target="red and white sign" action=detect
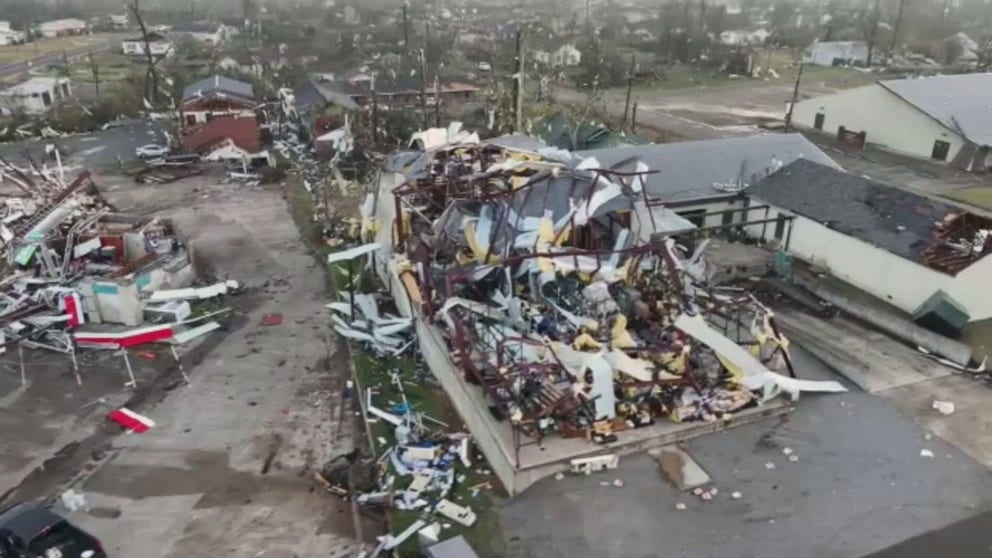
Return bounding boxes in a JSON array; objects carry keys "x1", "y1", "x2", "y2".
[
  {"x1": 63, "y1": 293, "x2": 85, "y2": 328},
  {"x1": 73, "y1": 324, "x2": 173, "y2": 349},
  {"x1": 107, "y1": 407, "x2": 155, "y2": 433}
]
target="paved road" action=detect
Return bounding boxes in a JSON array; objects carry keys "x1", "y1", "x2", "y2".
[
  {"x1": 0, "y1": 119, "x2": 167, "y2": 171},
  {"x1": 0, "y1": 42, "x2": 115, "y2": 80},
  {"x1": 501, "y1": 347, "x2": 992, "y2": 558}
]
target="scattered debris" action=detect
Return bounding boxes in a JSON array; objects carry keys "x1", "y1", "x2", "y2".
[
  {"x1": 675, "y1": 502, "x2": 687, "y2": 510},
  {"x1": 260, "y1": 313, "x2": 283, "y2": 326},
  {"x1": 932, "y1": 400, "x2": 956, "y2": 415},
  {"x1": 108, "y1": 407, "x2": 155, "y2": 433},
  {"x1": 764, "y1": 461, "x2": 776, "y2": 470},
  {"x1": 920, "y1": 449, "x2": 935, "y2": 458}
]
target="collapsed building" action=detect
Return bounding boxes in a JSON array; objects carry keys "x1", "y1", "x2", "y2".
[
  {"x1": 0, "y1": 157, "x2": 231, "y2": 385},
  {"x1": 360, "y1": 126, "x2": 844, "y2": 493}
]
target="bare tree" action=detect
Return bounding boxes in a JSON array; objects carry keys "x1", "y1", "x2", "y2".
[
  {"x1": 127, "y1": 0, "x2": 159, "y2": 105},
  {"x1": 87, "y1": 53, "x2": 100, "y2": 101},
  {"x1": 861, "y1": 0, "x2": 882, "y2": 66}
]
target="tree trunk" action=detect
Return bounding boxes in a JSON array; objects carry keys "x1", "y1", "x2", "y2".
[{"x1": 129, "y1": 0, "x2": 158, "y2": 105}]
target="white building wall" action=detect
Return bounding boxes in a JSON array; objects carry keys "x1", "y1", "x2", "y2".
[
  {"x1": 122, "y1": 40, "x2": 172, "y2": 56},
  {"x1": 792, "y1": 84, "x2": 966, "y2": 162},
  {"x1": 746, "y1": 202, "x2": 992, "y2": 322}
]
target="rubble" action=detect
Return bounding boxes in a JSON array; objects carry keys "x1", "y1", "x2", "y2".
[
  {"x1": 0, "y1": 155, "x2": 233, "y2": 386},
  {"x1": 362, "y1": 124, "x2": 845, "y2": 454}
]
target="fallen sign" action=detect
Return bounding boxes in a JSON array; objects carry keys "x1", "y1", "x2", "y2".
[
  {"x1": 435, "y1": 499, "x2": 477, "y2": 527},
  {"x1": 570, "y1": 454, "x2": 619, "y2": 475},
  {"x1": 108, "y1": 407, "x2": 155, "y2": 433},
  {"x1": 147, "y1": 280, "x2": 240, "y2": 302}
]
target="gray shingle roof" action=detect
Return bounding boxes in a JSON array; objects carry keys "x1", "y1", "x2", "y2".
[
  {"x1": 578, "y1": 133, "x2": 840, "y2": 204},
  {"x1": 880, "y1": 72, "x2": 992, "y2": 146},
  {"x1": 748, "y1": 159, "x2": 963, "y2": 265},
  {"x1": 181, "y1": 75, "x2": 254, "y2": 103}
]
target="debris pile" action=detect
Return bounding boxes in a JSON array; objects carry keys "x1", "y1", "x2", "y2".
[
  {"x1": 0, "y1": 158, "x2": 234, "y2": 384},
  {"x1": 363, "y1": 125, "x2": 845, "y2": 447}
]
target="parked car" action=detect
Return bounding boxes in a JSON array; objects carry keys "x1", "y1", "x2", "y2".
[
  {"x1": 0, "y1": 503, "x2": 106, "y2": 558},
  {"x1": 134, "y1": 144, "x2": 170, "y2": 159}
]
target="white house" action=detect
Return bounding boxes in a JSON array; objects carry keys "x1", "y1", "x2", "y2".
[
  {"x1": 109, "y1": 14, "x2": 129, "y2": 30},
  {"x1": 802, "y1": 41, "x2": 868, "y2": 66},
  {"x1": 745, "y1": 159, "x2": 992, "y2": 324},
  {"x1": 791, "y1": 73, "x2": 992, "y2": 171},
  {"x1": 121, "y1": 32, "x2": 173, "y2": 59},
  {"x1": 0, "y1": 21, "x2": 26, "y2": 45},
  {"x1": 38, "y1": 18, "x2": 89, "y2": 38},
  {"x1": 552, "y1": 44, "x2": 581, "y2": 67},
  {"x1": 0, "y1": 77, "x2": 72, "y2": 114},
  {"x1": 171, "y1": 22, "x2": 224, "y2": 45}
]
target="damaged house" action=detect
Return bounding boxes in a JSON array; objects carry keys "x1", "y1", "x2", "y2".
[
  {"x1": 179, "y1": 75, "x2": 270, "y2": 165},
  {"x1": 744, "y1": 159, "x2": 992, "y2": 336},
  {"x1": 360, "y1": 127, "x2": 844, "y2": 493}
]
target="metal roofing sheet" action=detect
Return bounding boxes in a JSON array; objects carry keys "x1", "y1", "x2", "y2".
[
  {"x1": 879, "y1": 72, "x2": 992, "y2": 146},
  {"x1": 578, "y1": 133, "x2": 840, "y2": 204}
]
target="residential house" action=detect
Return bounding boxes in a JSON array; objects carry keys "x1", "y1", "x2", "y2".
[
  {"x1": 306, "y1": 75, "x2": 479, "y2": 109},
  {"x1": 0, "y1": 77, "x2": 72, "y2": 114},
  {"x1": 744, "y1": 159, "x2": 992, "y2": 326},
  {"x1": 552, "y1": 44, "x2": 581, "y2": 67},
  {"x1": 0, "y1": 21, "x2": 26, "y2": 45},
  {"x1": 171, "y1": 22, "x2": 224, "y2": 45},
  {"x1": 179, "y1": 75, "x2": 257, "y2": 128},
  {"x1": 801, "y1": 40, "x2": 868, "y2": 66},
  {"x1": 121, "y1": 32, "x2": 173, "y2": 59},
  {"x1": 790, "y1": 72, "x2": 992, "y2": 170},
  {"x1": 179, "y1": 75, "x2": 267, "y2": 164},
  {"x1": 109, "y1": 14, "x2": 129, "y2": 29},
  {"x1": 577, "y1": 133, "x2": 840, "y2": 234},
  {"x1": 38, "y1": 18, "x2": 89, "y2": 38}
]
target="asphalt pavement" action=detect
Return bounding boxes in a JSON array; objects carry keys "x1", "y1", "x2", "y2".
[{"x1": 0, "y1": 119, "x2": 167, "y2": 170}]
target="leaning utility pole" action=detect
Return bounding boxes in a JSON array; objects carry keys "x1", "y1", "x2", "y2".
[
  {"x1": 513, "y1": 29, "x2": 525, "y2": 133},
  {"x1": 631, "y1": 100, "x2": 638, "y2": 134},
  {"x1": 621, "y1": 53, "x2": 635, "y2": 128},
  {"x1": 419, "y1": 49, "x2": 429, "y2": 128},
  {"x1": 784, "y1": 62, "x2": 804, "y2": 131}
]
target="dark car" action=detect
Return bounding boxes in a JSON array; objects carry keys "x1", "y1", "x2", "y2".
[{"x1": 0, "y1": 504, "x2": 105, "y2": 558}]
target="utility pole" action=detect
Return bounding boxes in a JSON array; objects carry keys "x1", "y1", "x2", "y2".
[
  {"x1": 621, "y1": 53, "x2": 635, "y2": 128},
  {"x1": 513, "y1": 29, "x2": 525, "y2": 133},
  {"x1": 371, "y1": 72, "x2": 379, "y2": 143},
  {"x1": 889, "y1": 0, "x2": 905, "y2": 53},
  {"x1": 631, "y1": 100, "x2": 638, "y2": 134},
  {"x1": 402, "y1": 1, "x2": 410, "y2": 62},
  {"x1": 784, "y1": 62, "x2": 803, "y2": 132},
  {"x1": 419, "y1": 48, "x2": 428, "y2": 128},
  {"x1": 433, "y1": 74, "x2": 441, "y2": 127},
  {"x1": 424, "y1": 20, "x2": 431, "y2": 66},
  {"x1": 88, "y1": 53, "x2": 100, "y2": 101},
  {"x1": 866, "y1": 0, "x2": 881, "y2": 66}
]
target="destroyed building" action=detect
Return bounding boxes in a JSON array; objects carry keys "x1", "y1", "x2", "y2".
[
  {"x1": 0, "y1": 159, "x2": 229, "y2": 385},
  {"x1": 359, "y1": 126, "x2": 844, "y2": 493}
]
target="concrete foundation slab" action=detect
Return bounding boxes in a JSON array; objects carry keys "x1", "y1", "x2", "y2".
[{"x1": 775, "y1": 309, "x2": 951, "y2": 393}]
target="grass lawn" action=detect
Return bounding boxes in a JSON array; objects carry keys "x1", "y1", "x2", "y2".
[
  {"x1": 945, "y1": 187, "x2": 992, "y2": 212},
  {"x1": 629, "y1": 48, "x2": 876, "y2": 92},
  {"x1": 283, "y1": 175, "x2": 508, "y2": 557},
  {"x1": 0, "y1": 33, "x2": 127, "y2": 63}
]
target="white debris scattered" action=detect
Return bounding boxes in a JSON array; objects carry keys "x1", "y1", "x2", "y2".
[
  {"x1": 675, "y1": 502, "x2": 687, "y2": 510},
  {"x1": 787, "y1": 454, "x2": 799, "y2": 463},
  {"x1": 764, "y1": 461, "x2": 776, "y2": 470},
  {"x1": 932, "y1": 400, "x2": 956, "y2": 415},
  {"x1": 920, "y1": 449, "x2": 935, "y2": 458},
  {"x1": 731, "y1": 491, "x2": 742, "y2": 499},
  {"x1": 60, "y1": 488, "x2": 88, "y2": 511},
  {"x1": 613, "y1": 479, "x2": 624, "y2": 487},
  {"x1": 782, "y1": 447, "x2": 793, "y2": 456}
]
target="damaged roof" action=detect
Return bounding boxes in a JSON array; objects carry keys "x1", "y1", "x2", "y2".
[
  {"x1": 579, "y1": 133, "x2": 839, "y2": 204},
  {"x1": 879, "y1": 72, "x2": 992, "y2": 147},
  {"x1": 181, "y1": 75, "x2": 255, "y2": 103},
  {"x1": 748, "y1": 159, "x2": 974, "y2": 268}
]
